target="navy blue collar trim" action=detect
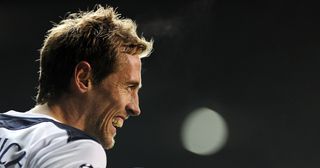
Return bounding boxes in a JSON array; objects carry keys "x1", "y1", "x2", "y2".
[{"x1": 0, "y1": 114, "x2": 100, "y2": 143}]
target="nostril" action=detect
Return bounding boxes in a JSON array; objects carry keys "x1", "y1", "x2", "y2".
[
  {"x1": 126, "y1": 108, "x2": 134, "y2": 116},
  {"x1": 126, "y1": 105, "x2": 140, "y2": 116}
]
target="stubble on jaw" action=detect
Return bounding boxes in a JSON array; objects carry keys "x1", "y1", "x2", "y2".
[{"x1": 84, "y1": 101, "x2": 121, "y2": 149}]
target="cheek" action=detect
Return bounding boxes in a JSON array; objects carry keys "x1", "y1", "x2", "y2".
[
  {"x1": 116, "y1": 89, "x2": 132, "y2": 105},
  {"x1": 93, "y1": 88, "x2": 128, "y2": 122},
  {"x1": 93, "y1": 105, "x2": 118, "y2": 146},
  {"x1": 101, "y1": 96, "x2": 128, "y2": 132}
]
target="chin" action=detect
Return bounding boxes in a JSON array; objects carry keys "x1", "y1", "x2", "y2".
[{"x1": 104, "y1": 137, "x2": 115, "y2": 150}]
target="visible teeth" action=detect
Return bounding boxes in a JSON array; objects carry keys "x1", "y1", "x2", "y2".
[{"x1": 112, "y1": 118, "x2": 123, "y2": 128}]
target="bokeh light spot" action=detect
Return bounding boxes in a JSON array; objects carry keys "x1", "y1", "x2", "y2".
[{"x1": 181, "y1": 107, "x2": 228, "y2": 155}]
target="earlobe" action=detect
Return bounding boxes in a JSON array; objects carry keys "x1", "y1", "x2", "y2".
[{"x1": 73, "y1": 61, "x2": 92, "y2": 93}]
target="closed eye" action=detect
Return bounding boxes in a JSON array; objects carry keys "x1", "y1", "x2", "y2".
[
  {"x1": 128, "y1": 85, "x2": 136, "y2": 90},
  {"x1": 127, "y1": 81, "x2": 142, "y2": 91}
]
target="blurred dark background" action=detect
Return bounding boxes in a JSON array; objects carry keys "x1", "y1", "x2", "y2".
[{"x1": 1, "y1": 0, "x2": 320, "y2": 167}]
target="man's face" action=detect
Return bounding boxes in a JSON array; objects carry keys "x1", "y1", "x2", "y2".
[{"x1": 85, "y1": 53, "x2": 142, "y2": 149}]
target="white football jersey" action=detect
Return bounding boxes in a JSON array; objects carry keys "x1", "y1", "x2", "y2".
[{"x1": 0, "y1": 105, "x2": 107, "y2": 168}]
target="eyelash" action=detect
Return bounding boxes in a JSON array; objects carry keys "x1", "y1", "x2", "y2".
[{"x1": 128, "y1": 85, "x2": 136, "y2": 90}]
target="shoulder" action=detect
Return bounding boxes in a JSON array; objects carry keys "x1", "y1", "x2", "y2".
[
  {"x1": 30, "y1": 139, "x2": 107, "y2": 168},
  {"x1": 0, "y1": 112, "x2": 107, "y2": 167},
  {"x1": 0, "y1": 111, "x2": 98, "y2": 142}
]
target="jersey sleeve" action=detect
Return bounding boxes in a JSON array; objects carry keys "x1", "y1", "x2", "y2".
[{"x1": 28, "y1": 139, "x2": 107, "y2": 168}]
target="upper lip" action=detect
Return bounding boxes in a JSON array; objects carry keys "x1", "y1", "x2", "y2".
[{"x1": 116, "y1": 115, "x2": 128, "y2": 120}]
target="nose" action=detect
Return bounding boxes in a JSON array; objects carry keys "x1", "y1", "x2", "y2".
[
  {"x1": 126, "y1": 103, "x2": 141, "y2": 116},
  {"x1": 126, "y1": 95, "x2": 141, "y2": 116}
]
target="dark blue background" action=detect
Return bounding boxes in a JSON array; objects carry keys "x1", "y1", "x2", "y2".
[{"x1": 1, "y1": 0, "x2": 320, "y2": 167}]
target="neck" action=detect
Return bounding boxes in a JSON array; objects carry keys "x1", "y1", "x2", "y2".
[{"x1": 36, "y1": 95, "x2": 88, "y2": 131}]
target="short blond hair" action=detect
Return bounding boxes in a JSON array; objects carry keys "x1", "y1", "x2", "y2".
[{"x1": 36, "y1": 5, "x2": 153, "y2": 104}]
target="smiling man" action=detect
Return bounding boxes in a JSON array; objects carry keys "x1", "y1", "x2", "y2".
[{"x1": 0, "y1": 5, "x2": 152, "y2": 167}]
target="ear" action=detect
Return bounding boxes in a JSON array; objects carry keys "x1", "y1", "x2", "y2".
[{"x1": 73, "y1": 61, "x2": 93, "y2": 93}]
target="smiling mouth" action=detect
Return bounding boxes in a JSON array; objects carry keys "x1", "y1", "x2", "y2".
[{"x1": 112, "y1": 117, "x2": 124, "y2": 128}]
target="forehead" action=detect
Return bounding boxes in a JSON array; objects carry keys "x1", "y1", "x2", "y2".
[
  {"x1": 114, "y1": 53, "x2": 142, "y2": 79},
  {"x1": 117, "y1": 53, "x2": 141, "y2": 69},
  {"x1": 99, "y1": 53, "x2": 142, "y2": 89}
]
